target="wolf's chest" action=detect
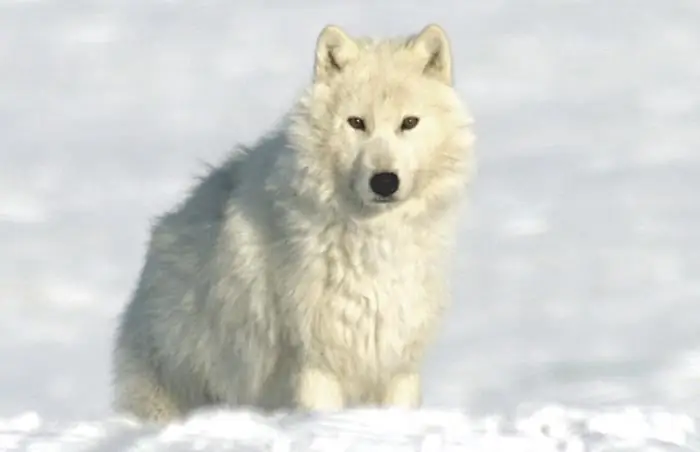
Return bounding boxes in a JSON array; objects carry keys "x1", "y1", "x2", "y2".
[{"x1": 294, "y1": 228, "x2": 427, "y2": 379}]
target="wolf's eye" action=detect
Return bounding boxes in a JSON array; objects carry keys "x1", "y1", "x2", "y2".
[
  {"x1": 400, "y1": 116, "x2": 420, "y2": 131},
  {"x1": 347, "y1": 116, "x2": 366, "y2": 131}
]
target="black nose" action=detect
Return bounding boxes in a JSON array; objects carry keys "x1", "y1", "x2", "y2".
[{"x1": 369, "y1": 172, "x2": 400, "y2": 197}]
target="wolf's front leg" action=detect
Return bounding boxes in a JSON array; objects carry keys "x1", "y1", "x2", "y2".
[
  {"x1": 295, "y1": 367, "x2": 344, "y2": 411},
  {"x1": 382, "y1": 372, "x2": 422, "y2": 408}
]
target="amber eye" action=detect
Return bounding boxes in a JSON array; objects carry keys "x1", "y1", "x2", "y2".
[
  {"x1": 400, "y1": 116, "x2": 420, "y2": 131},
  {"x1": 347, "y1": 116, "x2": 366, "y2": 131}
]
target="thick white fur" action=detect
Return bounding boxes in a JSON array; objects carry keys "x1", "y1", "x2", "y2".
[{"x1": 112, "y1": 24, "x2": 476, "y2": 422}]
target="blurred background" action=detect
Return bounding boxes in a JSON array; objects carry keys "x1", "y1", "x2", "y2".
[{"x1": 1, "y1": 0, "x2": 699, "y2": 422}]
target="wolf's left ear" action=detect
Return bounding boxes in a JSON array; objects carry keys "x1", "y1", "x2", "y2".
[
  {"x1": 409, "y1": 24, "x2": 453, "y2": 85},
  {"x1": 314, "y1": 25, "x2": 359, "y2": 82}
]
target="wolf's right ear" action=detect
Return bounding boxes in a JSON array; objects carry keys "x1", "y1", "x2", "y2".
[{"x1": 314, "y1": 25, "x2": 359, "y2": 81}]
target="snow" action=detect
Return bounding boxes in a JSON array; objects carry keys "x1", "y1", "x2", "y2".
[
  {"x1": 2, "y1": 407, "x2": 698, "y2": 451},
  {"x1": 1, "y1": 0, "x2": 699, "y2": 450}
]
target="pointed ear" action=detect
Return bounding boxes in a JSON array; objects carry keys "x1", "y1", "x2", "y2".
[
  {"x1": 314, "y1": 25, "x2": 359, "y2": 81},
  {"x1": 409, "y1": 24, "x2": 453, "y2": 85}
]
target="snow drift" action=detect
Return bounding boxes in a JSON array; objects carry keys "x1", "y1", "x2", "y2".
[{"x1": 1, "y1": 406, "x2": 697, "y2": 451}]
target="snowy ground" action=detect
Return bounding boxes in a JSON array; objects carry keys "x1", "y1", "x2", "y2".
[{"x1": 1, "y1": 0, "x2": 699, "y2": 450}]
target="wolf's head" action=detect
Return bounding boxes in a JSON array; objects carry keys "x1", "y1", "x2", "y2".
[{"x1": 288, "y1": 24, "x2": 475, "y2": 219}]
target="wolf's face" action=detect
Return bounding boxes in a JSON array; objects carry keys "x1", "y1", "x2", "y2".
[
  {"x1": 289, "y1": 24, "x2": 475, "y2": 217},
  {"x1": 333, "y1": 72, "x2": 468, "y2": 209}
]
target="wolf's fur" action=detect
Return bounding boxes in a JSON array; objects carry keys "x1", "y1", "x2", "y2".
[{"x1": 112, "y1": 24, "x2": 475, "y2": 422}]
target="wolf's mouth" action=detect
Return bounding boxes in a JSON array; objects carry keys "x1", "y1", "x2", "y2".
[{"x1": 371, "y1": 196, "x2": 397, "y2": 204}]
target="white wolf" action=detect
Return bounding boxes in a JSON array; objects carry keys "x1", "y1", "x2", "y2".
[{"x1": 112, "y1": 23, "x2": 476, "y2": 422}]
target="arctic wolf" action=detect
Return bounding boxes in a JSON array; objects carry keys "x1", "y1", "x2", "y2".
[{"x1": 112, "y1": 23, "x2": 475, "y2": 422}]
